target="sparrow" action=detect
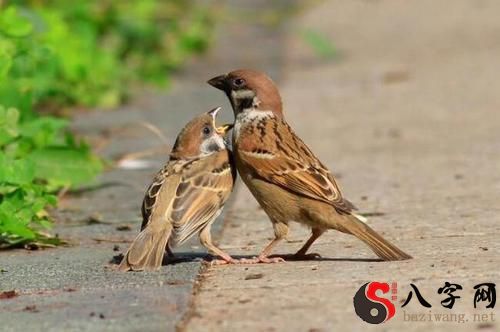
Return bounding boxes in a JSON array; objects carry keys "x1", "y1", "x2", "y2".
[
  {"x1": 119, "y1": 107, "x2": 237, "y2": 271},
  {"x1": 207, "y1": 69, "x2": 412, "y2": 263}
]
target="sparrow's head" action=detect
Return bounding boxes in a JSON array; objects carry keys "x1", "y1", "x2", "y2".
[
  {"x1": 170, "y1": 107, "x2": 233, "y2": 160},
  {"x1": 207, "y1": 69, "x2": 283, "y2": 117}
]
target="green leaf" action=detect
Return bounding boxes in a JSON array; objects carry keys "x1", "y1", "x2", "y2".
[
  {"x1": 0, "y1": 52, "x2": 12, "y2": 79},
  {"x1": 37, "y1": 218, "x2": 53, "y2": 230},
  {"x1": 0, "y1": 106, "x2": 20, "y2": 145},
  {"x1": 27, "y1": 147, "x2": 102, "y2": 187},
  {"x1": 0, "y1": 184, "x2": 18, "y2": 195},
  {"x1": 0, "y1": 7, "x2": 33, "y2": 38},
  {"x1": 19, "y1": 116, "x2": 68, "y2": 148},
  {"x1": 0, "y1": 198, "x2": 36, "y2": 240},
  {"x1": 0, "y1": 154, "x2": 35, "y2": 185}
]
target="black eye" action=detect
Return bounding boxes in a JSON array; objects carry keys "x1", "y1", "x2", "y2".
[
  {"x1": 202, "y1": 126, "x2": 211, "y2": 136},
  {"x1": 233, "y1": 78, "x2": 245, "y2": 88}
]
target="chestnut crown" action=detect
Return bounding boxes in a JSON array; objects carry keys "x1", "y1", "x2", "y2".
[
  {"x1": 207, "y1": 69, "x2": 283, "y2": 116},
  {"x1": 170, "y1": 107, "x2": 232, "y2": 160}
]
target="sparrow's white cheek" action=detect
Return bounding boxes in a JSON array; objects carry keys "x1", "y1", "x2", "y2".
[
  {"x1": 231, "y1": 89, "x2": 255, "y2": 101},
  {"x1": 214, "y1": 134, "x2": 226, "y2": 149},
  {"x1": 200, "y1": 135, "x2": 226, "y2": 155}
]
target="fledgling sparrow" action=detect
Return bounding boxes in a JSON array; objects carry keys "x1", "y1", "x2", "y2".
[
  {"x1": 208, "y1": 70, "x2": 411, "y2": 263},
  {"x1": 119, "y1": 107, "x2": 237, "y2": 271}
]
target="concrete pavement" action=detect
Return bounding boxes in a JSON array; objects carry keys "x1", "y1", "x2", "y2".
[
  {"x1": 1, "y1": 1, "x2": 499, "y2": 331},
  {"x1": 0, "y1": 1, "x2": 287, "y2": 331},
  {"x1": 184, "y1": 1, "x2": 500, "y2": 331}
]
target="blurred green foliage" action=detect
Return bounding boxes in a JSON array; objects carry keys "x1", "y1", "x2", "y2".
[
  {"x1": 301, "y1": 29, "x2": 337, "y2": 60},
  {"x1": 0, "y1": 1, "x2": 214, "y2": 247},
  {"x1": 0, "y1": 104, "x2": 102, "y2": 248},
  {"x1": 2, "y1": 0, "x2": 214, "y2": 110}
]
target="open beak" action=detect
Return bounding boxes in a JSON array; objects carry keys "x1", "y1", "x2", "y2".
[
  {"x1": 208, "y1": 107, "x2": 233, "y2": 135},
  {"x1": 207, "y1": 74, "x2": 228, "y2": 91},
  {"x1": 207, "y1": 106, "x2": 221, "y2": 118},
  {"x1": 216, "y1": 123, "x2": 233, "y2": 135}
]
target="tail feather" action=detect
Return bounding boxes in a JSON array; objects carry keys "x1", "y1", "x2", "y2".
[
  {"x1": 343, "y1": 214, "x2": 412, "y2": 261},
  {"x1": 118, "y1": 224, "x2": 172, "y2": 271}
]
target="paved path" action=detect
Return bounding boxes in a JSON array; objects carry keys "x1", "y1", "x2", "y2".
[
  {"x1": 185, "y1": 1, "x2": 500, "y2": 331},
  {"x1": 2, "y1": 1, "x2": 499, "y2": 331},
  {"x1": 0, "y1": 1, "x2": 287, "y2": 331}
]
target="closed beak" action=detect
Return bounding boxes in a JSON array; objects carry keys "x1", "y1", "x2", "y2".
[{"x1": 207, "y1": 74, "x2": 228, "y2": 91}]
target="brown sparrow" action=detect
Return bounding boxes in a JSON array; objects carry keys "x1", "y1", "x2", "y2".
[
  {"x1": 208, "y1": 70, "x2": 411, "y2": 263},
  {"x1": 119, "y1": 107, "x2": 237, "y2": 271}
]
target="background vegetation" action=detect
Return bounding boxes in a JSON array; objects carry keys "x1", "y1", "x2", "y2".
[{"x1": 0, "y1": 1, "x2": 214, "y2": 248}]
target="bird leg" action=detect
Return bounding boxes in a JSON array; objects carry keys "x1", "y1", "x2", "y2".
[
  {"x1": 199, "y1": 225, "x2": 238, "y2": 265},
  {"x1": 239, "y1": 221, "x2": 288, "y2": 264},
  {"x1": 291, "y1": 227, "x2": 325, "y2": 260}
]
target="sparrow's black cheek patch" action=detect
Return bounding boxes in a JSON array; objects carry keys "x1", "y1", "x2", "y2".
[{"x1": 206, "y1": 141, "x2": 222, "y2": 153}]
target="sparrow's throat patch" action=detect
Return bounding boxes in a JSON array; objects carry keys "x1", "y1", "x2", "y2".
[{"x1": 230, "y1": 89, "x2": 256, "y2": 112}]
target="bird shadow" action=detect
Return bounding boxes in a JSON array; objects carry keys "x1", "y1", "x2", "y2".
[
  {"x1": 269, "y1": 254, "x2": 383, "y2": 263},
  {"x1": 167, "y1": 253, "x2": 383, "y2": 264},
  {"x1": 108, "y1": 252, "x2": 209, "y2": 267},
  {"x1": 109, "y1": 252, "x2": 383, "y2": 267},
  {"x1": 163, "y1": 252, "x2": 211, "y2": 265}
]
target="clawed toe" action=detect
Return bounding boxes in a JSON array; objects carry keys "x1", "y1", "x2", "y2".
[
  {"x1": 209, "y1": 257, "x2": 240, "y2": 266},
  {"x1": 210, "y1": 253, "x2": 318, "y2": 265},
  {"x1": 236, "y1": 256, "x2": 285, "y2": 264},
  {"x1": 260, "y1": 256, "x2": 285, "y2": 263},
  {"x1": 236, "y1": 257, "x2": 259, "y2": 264}
]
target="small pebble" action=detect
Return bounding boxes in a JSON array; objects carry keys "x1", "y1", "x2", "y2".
[{"x1": 245, "y1": 273, "x2": 264, "y2": 280}]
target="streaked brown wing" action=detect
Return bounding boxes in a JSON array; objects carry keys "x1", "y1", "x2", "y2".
[
  {"x1": 168, "y1": 150, "x2": 235, "y2": 246},
  {"x1": 141, "y1": 164, "x2": 170, "y2": 230},
  {"x1": 237, "y1": 119, "x2": 355, "y2": 214}
]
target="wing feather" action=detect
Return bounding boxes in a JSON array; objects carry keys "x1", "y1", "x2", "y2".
[
  {"x1": 168, "y1": 151, "x2": 235, "y2": 246},
  {"x1": 237, "y1": 119, "x2": 355, "y2": 214}
]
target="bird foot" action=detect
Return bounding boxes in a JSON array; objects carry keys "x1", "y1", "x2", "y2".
[
  {"x1": 208, "y1": 257, "x2": 240, "y2": 266},
  {"x1": 237, "y1": 256, "x2": 286, "y2": 264}
]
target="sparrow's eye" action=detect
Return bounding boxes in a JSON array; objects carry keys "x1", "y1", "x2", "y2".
[
  {"x1": 233, "y1": 78, "x2": 246, "y2": 88},
  {"x1": 202, "y1": 126, "x2": 211, "y2": 136}
]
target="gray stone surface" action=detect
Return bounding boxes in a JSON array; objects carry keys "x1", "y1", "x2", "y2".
[
  {"x1": 0, "y1": 1, "x2": 288, "y2": 331},
  {"x1": 0, "y1": 247, "x2": 200, "y2": 332},
  {"x1": 185, "y1": 1, "x2": 500, "y2": 331},
  {"x1": 3, "y1": 1, "x2": 499, "y2": 331}
]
